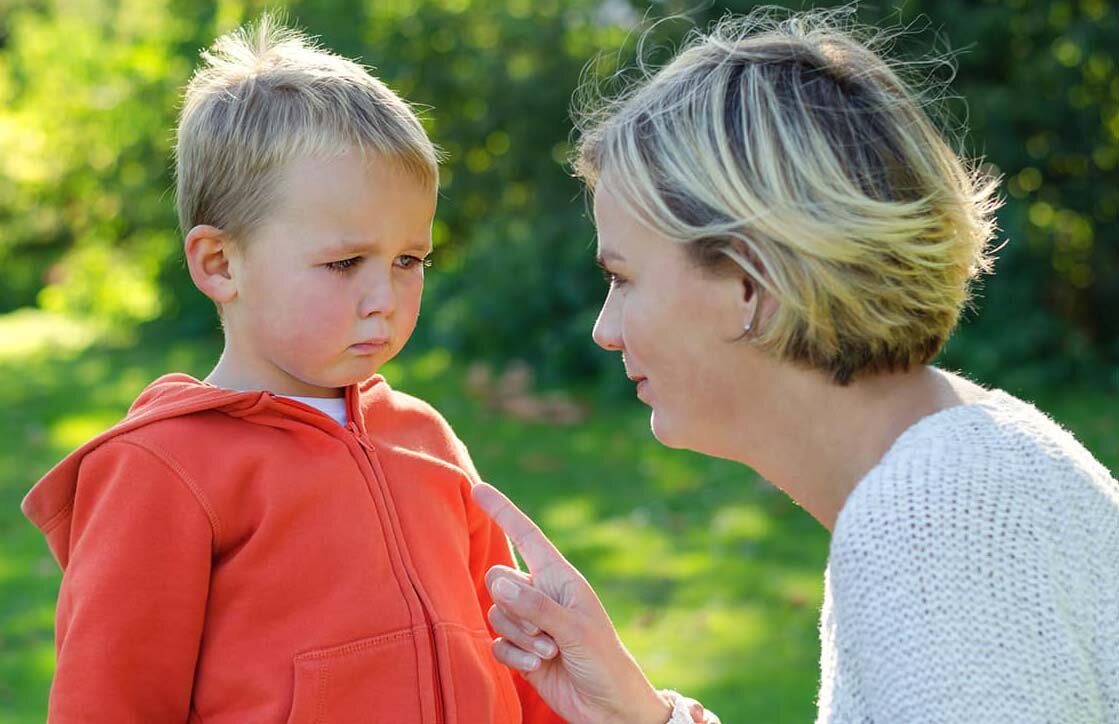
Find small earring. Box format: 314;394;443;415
743;322;753;333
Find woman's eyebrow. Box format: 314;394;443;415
595;249;625;267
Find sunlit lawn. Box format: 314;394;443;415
0;311;1115;723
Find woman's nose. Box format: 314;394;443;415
592;296;622;352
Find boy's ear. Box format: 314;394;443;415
184;225;238;304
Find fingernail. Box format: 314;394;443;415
521;622;540;636
533;639;556;658
495;578;520;602
522;653;540;671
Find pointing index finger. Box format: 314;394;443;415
472;483;565;574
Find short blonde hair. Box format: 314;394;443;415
575;8;1002;384
175;14;439;241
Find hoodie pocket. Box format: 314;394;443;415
286;629;424;724
435;625;521;723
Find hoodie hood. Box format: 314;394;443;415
21;373;384;565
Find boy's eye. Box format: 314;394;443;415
396;254;434;270
325;257;362;273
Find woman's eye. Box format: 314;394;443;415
325;257;362;273
601;269;626;287
396;254;433;270
596;259;627;287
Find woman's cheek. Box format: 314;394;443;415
623;287;651;340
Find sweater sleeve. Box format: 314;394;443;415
455;438;566;724
49;439;213;723
826;468;1103;722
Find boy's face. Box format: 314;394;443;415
221;149;435;397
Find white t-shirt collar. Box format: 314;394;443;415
282;395;348;427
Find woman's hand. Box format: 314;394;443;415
474;483;707;724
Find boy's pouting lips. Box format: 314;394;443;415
186;149;437;398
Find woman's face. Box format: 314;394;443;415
592;181;751;451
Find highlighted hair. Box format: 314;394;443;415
175;14;439;241
575;7;1002;384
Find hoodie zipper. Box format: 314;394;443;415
270;394;446;723
345;421;446;724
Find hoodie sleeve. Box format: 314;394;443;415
49;439;213;722
455;438;566;724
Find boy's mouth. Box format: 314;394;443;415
350;336;390;354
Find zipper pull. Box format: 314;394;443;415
347;421;376;452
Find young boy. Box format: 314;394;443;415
22;17;562;723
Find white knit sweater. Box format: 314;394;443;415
817;389;1119;723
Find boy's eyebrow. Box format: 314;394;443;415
319;239;434;257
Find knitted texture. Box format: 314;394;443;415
817;390;1119;723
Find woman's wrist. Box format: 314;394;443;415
623;686;673;724
595;668;670;724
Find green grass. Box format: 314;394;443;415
0;311;1115;723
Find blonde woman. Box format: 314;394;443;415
472;9;1119;724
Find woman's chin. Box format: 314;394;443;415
649;411;688;449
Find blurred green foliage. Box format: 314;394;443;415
0;0;1116;384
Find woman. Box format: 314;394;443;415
473;8;1119;724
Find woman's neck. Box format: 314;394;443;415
725;366;987;531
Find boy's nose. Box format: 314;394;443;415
358;277;396;318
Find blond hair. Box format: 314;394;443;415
575;7;1002;384
175;14;439;241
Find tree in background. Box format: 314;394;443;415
0;0;1115;390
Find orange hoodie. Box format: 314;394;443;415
22;373;563;723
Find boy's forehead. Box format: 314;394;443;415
275;149;432;193
270;151;434;218
318;233;434;255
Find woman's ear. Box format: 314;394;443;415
739;272;777;335
717;238;767;334
184;225;238;304
741;276;759;333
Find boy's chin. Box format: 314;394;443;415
295;346;403;392
323;369;381;390
333;353;396;385
287;365;378;395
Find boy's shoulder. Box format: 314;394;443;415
358;376;447;426
356;376;475;473
23;373;255;547
39;372;308;502
107;398;261;459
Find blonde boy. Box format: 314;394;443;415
22;17;562;723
